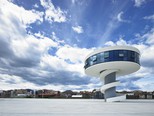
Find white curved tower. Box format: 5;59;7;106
84;46;140;102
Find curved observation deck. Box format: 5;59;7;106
84;46;140;102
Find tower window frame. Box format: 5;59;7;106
104;52;109;59
92;55;97;62
119;51;124;57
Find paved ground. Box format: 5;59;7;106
0;99;154;116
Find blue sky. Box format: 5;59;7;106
0;0;154;91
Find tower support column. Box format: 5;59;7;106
104;72;116;100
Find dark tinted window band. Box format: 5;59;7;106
84;50;140;69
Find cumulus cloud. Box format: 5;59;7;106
117;11;130;23
56;45;90;64
104;38;128;46
143;14;154;21
72;26;84;34
71;0;76;4
136;28;154;67
0;73;70;91
134;77;154;91
40;0;67;23
0;0;98;90
1;0;153;91
0;0;43;26
134;0;146;7
41;46;93;75
118;77;141;91
34;4;39;8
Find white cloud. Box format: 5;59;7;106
56;45;94;74
104;41;115;46
0;0;43;26
134;77;154;91
72;26;84;34
117;12;123;22
34;4;39;8
143;14;154;20
0;73;66;90
144;29;154;44
105;38;128;46
0;0;95;90
0;74;43;90
134;0;146;7
71;0;76;4
117;11;130;23
56;45;88;63
41;45;94;75
40;0;67;23
137;28;154;44
134;28;154;69
11;34;58;59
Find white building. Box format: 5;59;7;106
84;46;140;102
